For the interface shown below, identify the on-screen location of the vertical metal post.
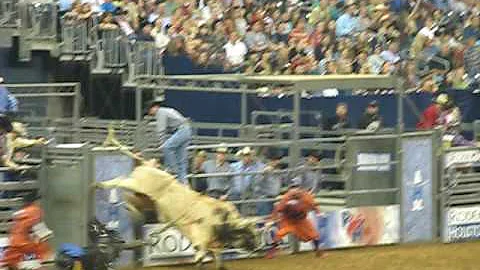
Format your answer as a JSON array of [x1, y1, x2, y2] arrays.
[[240, 85, 248, 138], [396, 77, 405, 242], [290, 87, 301, 167], [73, 83, 81, 142], [431, 130, 440, 240], [135, 87, 143, 122]]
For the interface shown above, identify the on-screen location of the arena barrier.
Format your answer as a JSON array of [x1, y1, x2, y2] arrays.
[[126, 41, 164, 85], [59, 16, 98, 61], [441, 146, 480, 243], [17, 0, 58, 61], [5, 83, 81, 121], [0, 0, 18, 28], [34, 127, 443, 267], [92, 28, 128, 73]]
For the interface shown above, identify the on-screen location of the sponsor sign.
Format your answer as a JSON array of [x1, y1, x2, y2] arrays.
[[401, 137, 434, 242], [356, 153, 392, 172], [444, 206, 480, 242], [142, 205, 399, 266], [299, 205, 400, 252], [444, 149, 480, 168], [143, 220, 290, 267]]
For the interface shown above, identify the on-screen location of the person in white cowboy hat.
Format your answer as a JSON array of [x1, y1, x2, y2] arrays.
[[146, 96, 192, 184], [226, 146, 265, 212], [200, 144, 232, 200]]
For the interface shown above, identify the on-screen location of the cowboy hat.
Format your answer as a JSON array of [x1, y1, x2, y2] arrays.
[[236, 146, 253, 156], [216, 144, 228, 153]]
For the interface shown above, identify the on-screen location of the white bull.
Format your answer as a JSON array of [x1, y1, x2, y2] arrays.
[[95, 164, 261, 270]]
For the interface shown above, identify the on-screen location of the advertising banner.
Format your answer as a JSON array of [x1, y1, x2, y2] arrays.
[[142, 220, 290, 267], [444, 205, 480, 243], [94, 154, 135, 265], [444, 149, 480, 168], [401, 137, 434, 242], [356, 153, 392, 172], [142, 205, 399, 267], [299, 205, 400, 251]]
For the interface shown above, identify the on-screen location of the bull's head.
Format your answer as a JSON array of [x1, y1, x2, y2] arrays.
[[228, 219, 262, 252]]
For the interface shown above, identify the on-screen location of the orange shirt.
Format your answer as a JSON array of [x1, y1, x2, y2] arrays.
[[273, 188, 318, 221], [9, 203, 43, 247]]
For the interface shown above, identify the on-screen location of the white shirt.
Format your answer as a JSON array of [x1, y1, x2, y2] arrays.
[[418, 27, 435, 40], [223, 41, 248, 66], [155, 33, 171, 51]]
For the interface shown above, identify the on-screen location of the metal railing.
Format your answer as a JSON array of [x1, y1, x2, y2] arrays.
[[60, 18, 90, 55], [94, 28, 128, 69], [5, 83, 81, 121], [128, 41, 164, 83], [19, 0, 57, 39], [0, 0, 18, 28]]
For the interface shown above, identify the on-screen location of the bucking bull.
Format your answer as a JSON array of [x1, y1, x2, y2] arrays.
[[94, 161, 262, 270]]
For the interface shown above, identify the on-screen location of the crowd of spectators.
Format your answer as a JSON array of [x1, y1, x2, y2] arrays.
[[58, 0, 480, 92], [191, 145, 328, 216]]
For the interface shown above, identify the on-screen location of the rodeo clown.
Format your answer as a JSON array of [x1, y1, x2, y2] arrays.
[[265, 178, 325, 259], [1, 189, 54, 270]]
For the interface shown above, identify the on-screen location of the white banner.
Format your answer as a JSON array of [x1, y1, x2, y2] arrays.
[[357, 153, 392, 172], [445, 205, 480, 242], [444, 150, 480, 168], [142, 221, 290, 267]]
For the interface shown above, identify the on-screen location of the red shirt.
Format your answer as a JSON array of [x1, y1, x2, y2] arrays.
[[417, 104, 439, 130]]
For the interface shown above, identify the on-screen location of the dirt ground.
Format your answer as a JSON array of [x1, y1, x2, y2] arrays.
[[129, 242, 480, 270]]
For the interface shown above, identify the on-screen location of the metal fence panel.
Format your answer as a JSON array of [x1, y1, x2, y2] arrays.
[[129, 41, 163, 80], [0, 0, 18, 27], [20, 0, 57, 39]]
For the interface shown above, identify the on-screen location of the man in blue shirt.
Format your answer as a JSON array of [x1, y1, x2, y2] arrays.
[[147, 98, 192, 184], [227, 147, 265, 213], [253, 152, 283, 216], [335, 2, 358, 37], [202, 146, 232, 199], [0, 78, 18, 117]]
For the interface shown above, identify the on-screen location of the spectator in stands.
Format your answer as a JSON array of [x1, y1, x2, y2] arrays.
[[253, 152, 283, 216], [203, 146, 231, 200], [380, 41, 401, 64], [99, 13, 119, 30], [147, 97, 192, 184], [223, 32, 248, 72], [245, 21, 269, 53], [324, 103, 351, 131], [227, 147, 265, 205], [0, 77, 18, 117], [358, 100, 382, 131], [291, 151, 323, 194], [463, 36, 480, 77], [417, 94, 444, 130], [191, 150, 208, 193], [335, 1, 358, 37], [136, 24, 155, 41]]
